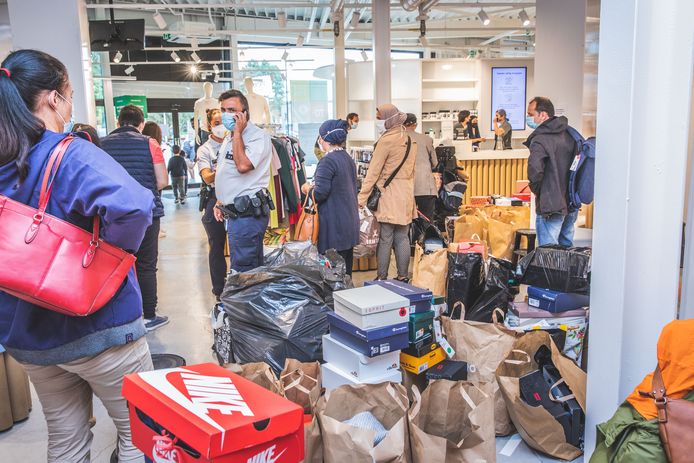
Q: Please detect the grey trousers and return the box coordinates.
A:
[377,222,411,279]
[172,176,187,200]
[21,336,153,463]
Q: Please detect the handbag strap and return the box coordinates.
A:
[382,136,412,190]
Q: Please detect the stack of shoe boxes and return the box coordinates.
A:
[322,285,410,390]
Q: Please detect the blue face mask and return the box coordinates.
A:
[221,112,237,132]
[351,123,358,130]
[526,115,540,129]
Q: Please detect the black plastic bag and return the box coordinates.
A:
[446,251,485,314]
[466,257,515,322]
[219,244,351,374]
[411,215,447,250]
[518,245,591,294]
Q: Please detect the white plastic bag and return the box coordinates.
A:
[354,208,380,259]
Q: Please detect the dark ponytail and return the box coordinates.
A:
[0,50,69,181]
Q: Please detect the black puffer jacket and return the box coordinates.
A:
[523,116,577,215]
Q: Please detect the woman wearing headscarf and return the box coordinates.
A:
[302,119,359,274]
[358,104,417,281]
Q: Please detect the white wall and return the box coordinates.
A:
[534,0,586,128]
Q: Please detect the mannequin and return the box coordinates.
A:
[193,82,220,145]
[244,77,272,125]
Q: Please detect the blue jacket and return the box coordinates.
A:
[101,126,165,218]
[0,131,155,365]
[313,149,360,254]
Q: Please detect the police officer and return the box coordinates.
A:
[213,89,274,272]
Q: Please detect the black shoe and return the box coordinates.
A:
[144,315,169,332]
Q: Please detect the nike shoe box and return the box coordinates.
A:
[527,286,590,313]
[333,286,410,330]
[322,334,400,382]
[327,312,409,357]
[123,363,304,463]
[364,279,433,314]
[321,362,402,391]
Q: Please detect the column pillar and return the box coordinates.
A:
[372,0,390,108]
[585,0,694,457]
[8,0,96,125]
[230,36,240,90]
[334,13,347,119]
[534,0,585,125]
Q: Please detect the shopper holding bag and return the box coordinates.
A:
[358,104,417,281]
[301,119,359,274]
[0,50,155,462]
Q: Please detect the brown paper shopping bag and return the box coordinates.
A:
[223,362,283,396]
[319,382,411,463]
[412,244,448,296]
[453,215,485,244]
[442,303,521,436]
[409,380,496,463]
[495,330,587,461]
[280,359,322,415]
[303,394,326,463]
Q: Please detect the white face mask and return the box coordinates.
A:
[211,124,227,139]
[375,120,386,136]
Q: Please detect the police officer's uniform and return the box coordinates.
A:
[197,137,227,296]
[215,122,274,272]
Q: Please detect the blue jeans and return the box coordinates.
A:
[536,210,579,247]
[227,214,269,272]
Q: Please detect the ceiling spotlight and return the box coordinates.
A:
[350,11,360,28]
[361,49,368,61]
[478,9,491,26]
[281,50,289,61]
[191,51,201,64]
[113,50,122,63]
[419,35,429,47]
[277,11,287,28]
[124,65,135,75]
[170,51,180,63]
[519,9,531,27]
[153,10,167,30]
[296,35,304,47]
[189,64,198,74]
[213,64,220,74]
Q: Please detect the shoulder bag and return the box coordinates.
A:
[0,136,136,316]
[639,365,694,462]
[366,136,412,212]
[294,189,319,244]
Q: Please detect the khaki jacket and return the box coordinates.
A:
[358,128,417,225]
[409,130,437,197]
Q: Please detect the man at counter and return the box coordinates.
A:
[404,113,438,220]
[493,109,513,150]
[524,96,578,247]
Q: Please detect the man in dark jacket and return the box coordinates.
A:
[101,105,170,331]
[167,145,188,204]
[524,96,579,246]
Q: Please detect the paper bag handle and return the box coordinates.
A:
[387,383,408,412]
[281,369,318,395]
[504,349,532,365]
[548,378,576,403]
[451,301,466,320]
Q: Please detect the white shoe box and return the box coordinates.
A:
[322,334,400,381]
[333,286,409,330]
[321,362,403,391]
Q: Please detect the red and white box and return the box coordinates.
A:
[514,180,531,202]
[122,363,304,463]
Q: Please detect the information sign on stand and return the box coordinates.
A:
[491,67,527,130]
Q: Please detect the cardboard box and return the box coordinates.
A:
[364,279,433,314]
[321,362,402,391]
[511,301,588,319]
[425,360,468,381]
[409,310,435,343]
[527,287,590,313]
[123,363,304,463]
[322,334,400,381]
[334,286,409,330]
[400,348,446,375]
[402,339,438,358]
[327,312,409,357]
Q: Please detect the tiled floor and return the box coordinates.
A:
[0,193,582,462]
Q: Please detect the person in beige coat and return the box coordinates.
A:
[404,113,438,220]
[358,104,417,281]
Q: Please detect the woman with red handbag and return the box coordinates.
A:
[0,50,156,462]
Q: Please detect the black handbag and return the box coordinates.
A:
[366,136,412,212]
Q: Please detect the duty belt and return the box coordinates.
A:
[219,188,275,219]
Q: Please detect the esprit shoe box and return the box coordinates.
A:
[122,363,304,463]
[364,279,433,314]
[333,286,410,330]
[322,334,400,382]
[327,312,409,357]
[321,362,402,391]
[527,287,590,314]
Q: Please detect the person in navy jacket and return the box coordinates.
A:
[0,50,155,462]
[301,119,359,274]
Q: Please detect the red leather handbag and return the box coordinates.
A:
[0,136,136,316]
